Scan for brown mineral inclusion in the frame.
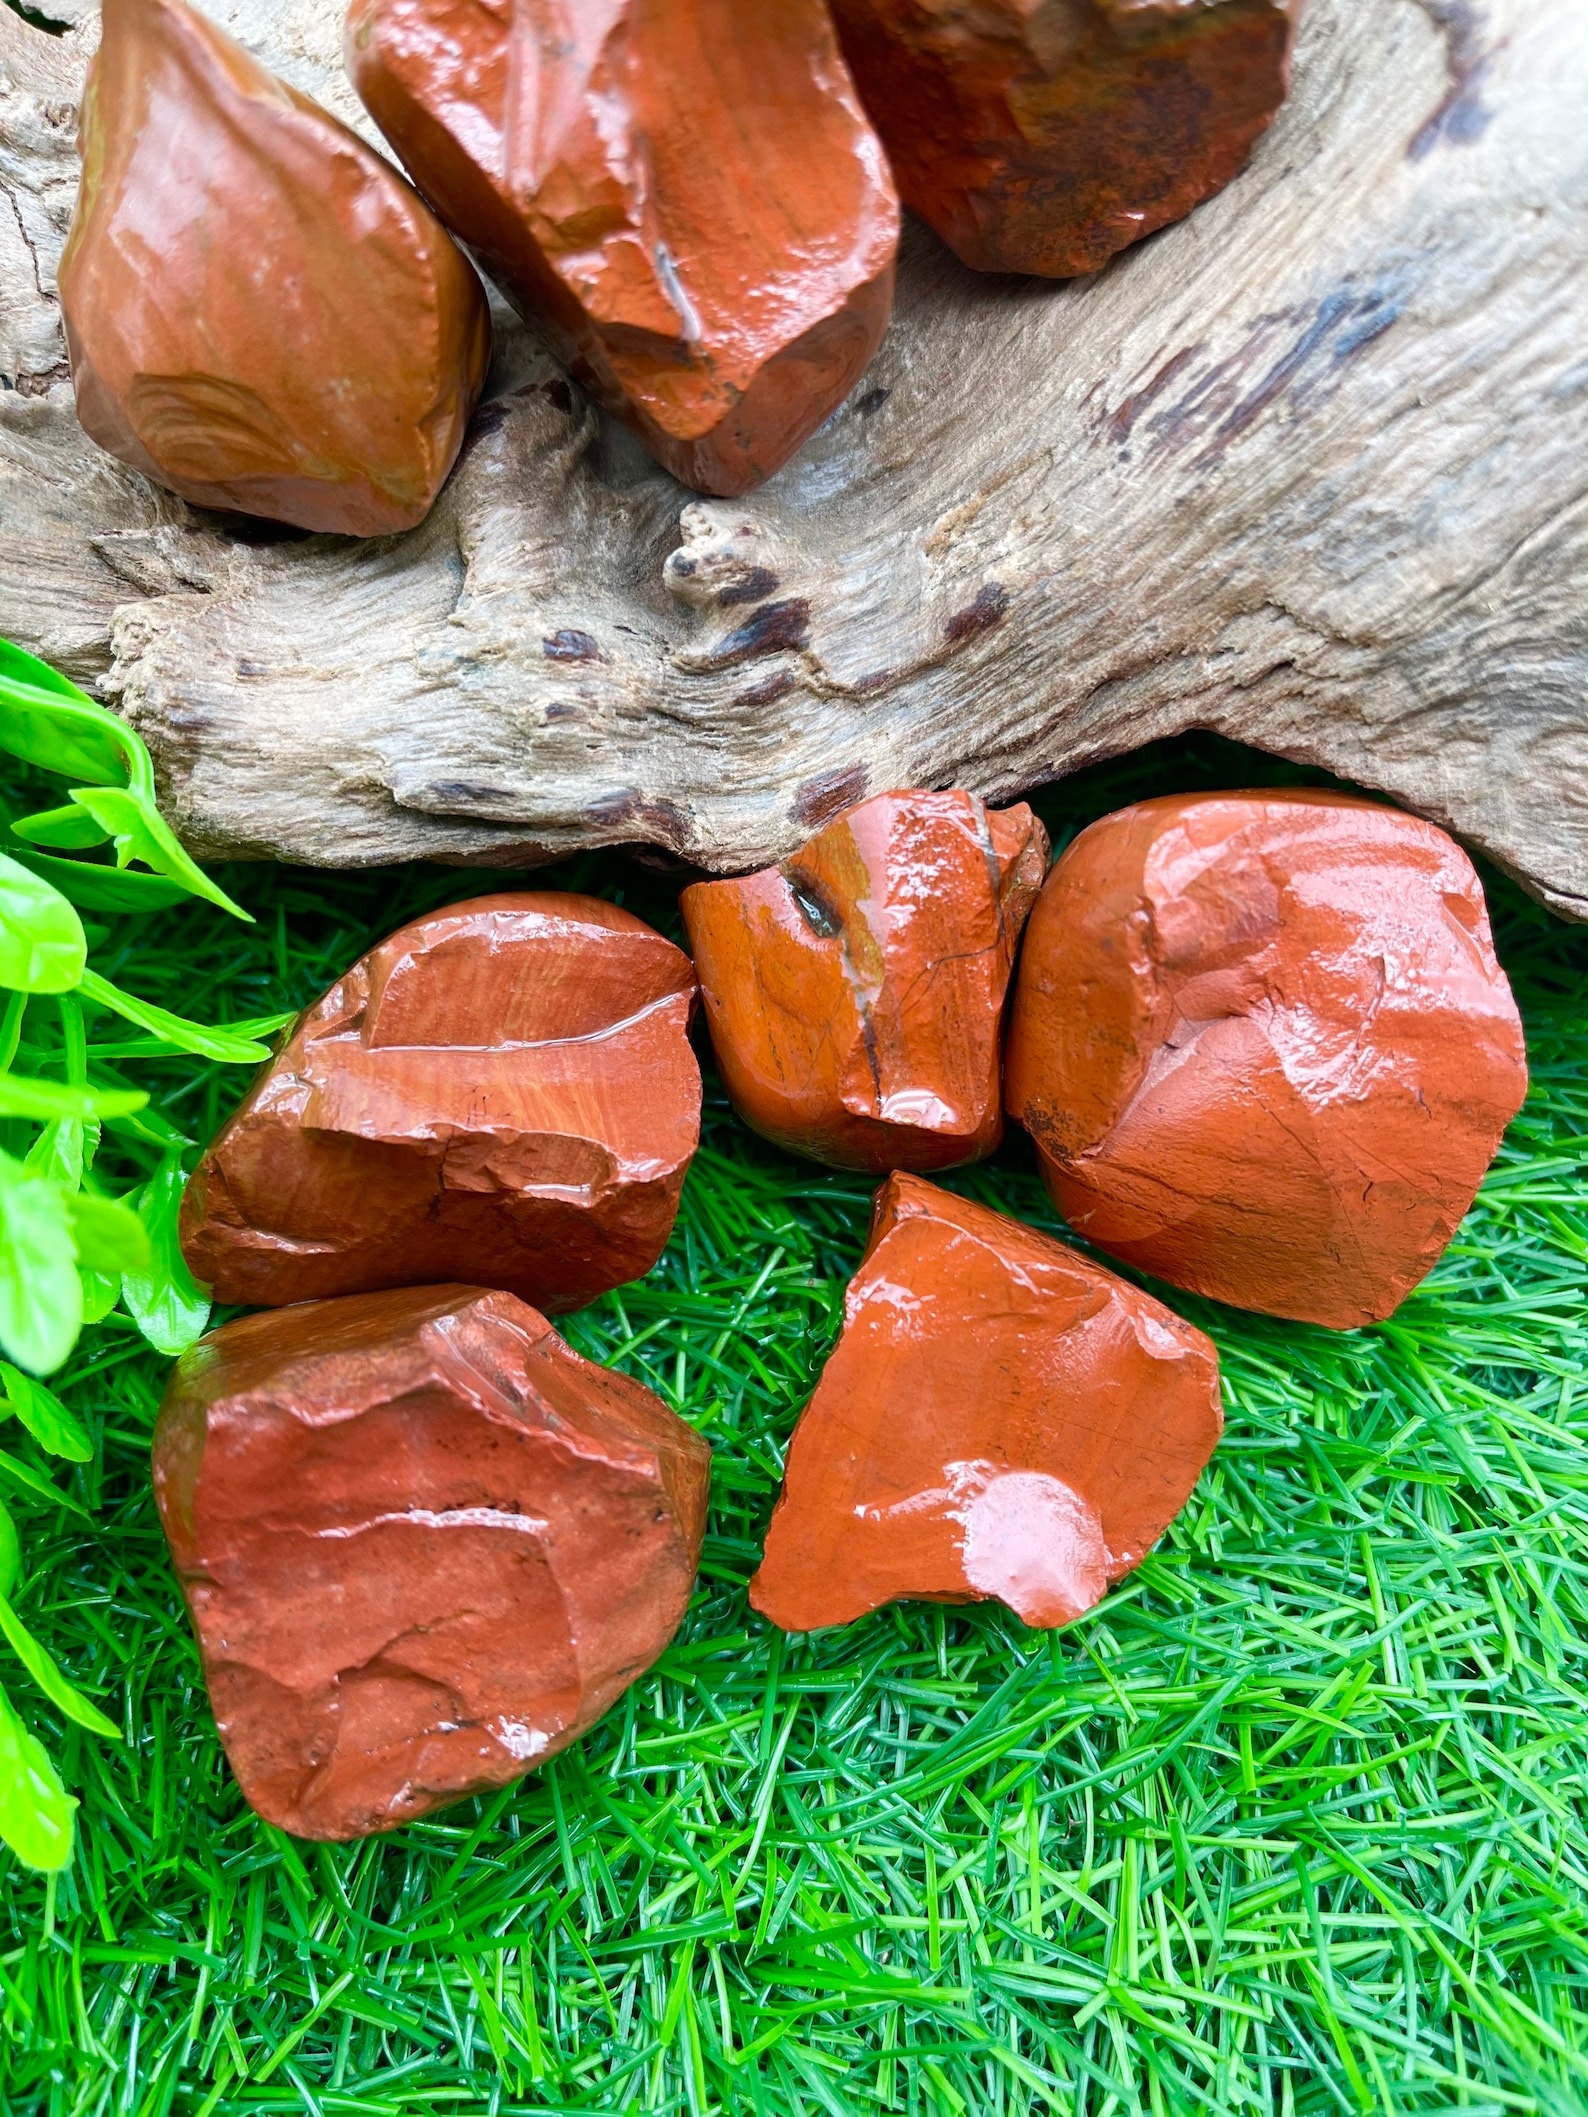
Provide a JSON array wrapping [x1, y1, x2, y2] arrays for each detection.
[[829, 0, 1300, 278], [681, 790, 1048, 1173], [58, 0, 489, 535], [153, 1285, 711, 1840], [1005, 792, 1529, 1329], [180, 893, 700, 1312], [345, 0, 900, 494], [750, 1174, 1221, 1631]]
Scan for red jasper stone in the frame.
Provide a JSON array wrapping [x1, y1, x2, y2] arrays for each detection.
[[180, 893, 699, 1313], [829, 0, 1300, 279], [345, 0, 900, 495], [750, 1174, 1221, 1631], [59, 0, 488, 535], [681, 790, 1048, 1173], [153, 1285, 711, 1840], [1005, 791, 1529, 1329]]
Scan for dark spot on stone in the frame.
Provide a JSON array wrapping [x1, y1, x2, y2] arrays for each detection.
[[1409, 0, 1499, 159], [785, 867, 844, 940], [584, 791, 691, 846], [717, 566, 781, 607], [12, 361, 71, 399], [944, 583, 1009, 643], [1105, 346, 1204, 445], [734, 672, 795, 711], [857, 387, 892, 418], [471, 400, 510, 438], [792, 764, 868, 827], [236, 660, 269, 678], [544, 629, 602, 663], [671, 556, 697, 578], [543, 378, 575, 415], [544, 701, 583, 723], [697, 599, 811, 670], [425, 781, 521, 806]]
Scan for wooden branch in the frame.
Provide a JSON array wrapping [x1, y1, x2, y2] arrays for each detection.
[[2, 0, 1585, 912]]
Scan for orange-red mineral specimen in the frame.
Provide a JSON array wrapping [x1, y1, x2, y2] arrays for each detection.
[[1005, 792, 1529, 1329], [681, 790, 1048, 1173], [153, 1284, 711, 1839], [180, 893, 700, 1312], [345, 0, 900, 494], [58, 0, 488, 534], [829, 0, 1300, 278], [750, 1174, 1221, 1631]]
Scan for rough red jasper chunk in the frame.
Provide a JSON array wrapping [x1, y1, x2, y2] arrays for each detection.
[[345, 0, 900, 494], [58, 0, 488, 534], [1004, 791, 1529, 1329], [153, 1285, 710, 1840], [750, 1175, 1220, 1631], [829, 0, 1300, 279], [681, 790, 1048, 1173], [180, 893, 700, 1312]]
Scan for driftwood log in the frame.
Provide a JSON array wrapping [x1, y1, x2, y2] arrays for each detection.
[[1, 0, 1585, 909]]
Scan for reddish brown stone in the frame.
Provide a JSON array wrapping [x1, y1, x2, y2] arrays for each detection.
[[1005, 792, 1529, 1329], [829, 0, 1300, 279], [751, 1174, 1220, 1631], [681, 790, 1048, 1173], [57, 0, 488, 536], [153, 1284, 710, 1840], [180, 892, 699, 1312], [345, 0, 900, 495]]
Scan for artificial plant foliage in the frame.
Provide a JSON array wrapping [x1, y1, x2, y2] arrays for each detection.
[[0, 639, 285, 1873]]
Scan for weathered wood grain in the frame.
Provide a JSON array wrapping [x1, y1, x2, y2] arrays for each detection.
[[2, 0, 1585, 908]]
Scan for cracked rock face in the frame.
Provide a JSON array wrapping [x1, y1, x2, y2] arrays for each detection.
[[57, 0, 489, 533], [750, 1174, 1222, 1631], [830, 0, 1299, 278], [180, 892, 700, 1312], [153, 1284, 711, 1840], [681, 790, 1048, 1172], [345, 0, 900, 495], [1005, 791, 1529, 1329]]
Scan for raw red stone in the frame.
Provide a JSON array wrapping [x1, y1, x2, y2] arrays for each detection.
[[829, 0, 1300, 278], [153, 1284, 711, 1840], [750, 1174, 1221, 1631], [681, 790, 1048, 1173], [180, 892, 700, 1312], [345, 0, 900, 495], [58, 0, 489, 535], [1005, 791, 1529, 1328]]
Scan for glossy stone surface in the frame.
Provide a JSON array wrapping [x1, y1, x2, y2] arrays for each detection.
[[681, 791, 1048, 1173], [345, 0, 899, 495], [750, 1174, 1220, 1631], [153, 1285, 710, 1840], [57, 0, 488, 535], [1005, 792, 1529, 1328], [830, 0, 1299, 278], [180, 893, 699, 1312]]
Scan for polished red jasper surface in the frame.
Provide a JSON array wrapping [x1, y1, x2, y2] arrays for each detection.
[[180, 892, 699, 1312], [681, 791, 1048, 1173], [345, 0, 899, 494], [59, 0, 488, 534], [750, 1174, 1221, 1631], [830, 0, 1299, 278], [153, 1285, 710, 1840], [1005, 791, 1529, 1329]]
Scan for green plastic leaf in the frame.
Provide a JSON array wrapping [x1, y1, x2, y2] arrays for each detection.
[[0, 1501, 17, 1602], [66, 789, 250, 922], [76, 970, 271, 1064], [5, 848, 193, 916], [0, 1364, 91, 1463], [0, 1076, 146, 1123], [69, 1192, 150, 1276], [0, 854, 86, 996], [0, 638, 139, 789], [0, 1590, 118, 1739], [0, 1157, 80, 1375], [122, 1154, 209, 1357], [24, 1117, 96, 1191], [9, 805, 113, 852], [0, 1679, 76, 1872], [79, 1270, 121, 1326], [0, 1450, 90, 1518]]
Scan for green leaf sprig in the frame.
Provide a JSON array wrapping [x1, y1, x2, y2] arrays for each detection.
[[0, 638, 277, 1874]]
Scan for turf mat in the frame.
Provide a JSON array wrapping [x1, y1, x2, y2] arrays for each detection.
[[2, 735, 1587, 2115]]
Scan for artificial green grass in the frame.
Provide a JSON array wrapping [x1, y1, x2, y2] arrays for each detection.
[[2, 735, 1587, 2116]]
